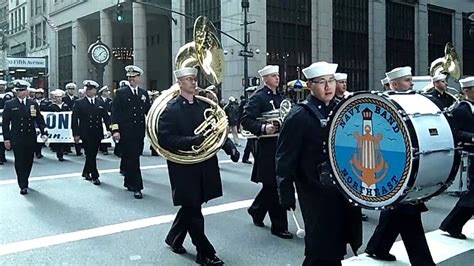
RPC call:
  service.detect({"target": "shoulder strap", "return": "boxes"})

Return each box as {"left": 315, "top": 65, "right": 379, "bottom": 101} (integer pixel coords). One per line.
{"left": 298, "top": 100, "right": 328, "bottom": 127}
{"left": 459, "top": 101, "right": 474, "bottom": 115}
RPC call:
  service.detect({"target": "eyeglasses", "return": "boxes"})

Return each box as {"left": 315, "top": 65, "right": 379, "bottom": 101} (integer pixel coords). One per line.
{"left": 311, "top": 78, "right": 336, "bottom": 86}
{"left": 183, "top": 77, "right": 198, "bottom": 82}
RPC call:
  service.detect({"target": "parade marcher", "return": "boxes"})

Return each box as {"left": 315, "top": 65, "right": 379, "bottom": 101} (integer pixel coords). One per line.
{"left": 112, "top": 80, "right": 130, "bottom": 159}
{"left": 430, "top": 73, "right": 454, "bottom": 109}
{"left": 365, "top": 66, "right": 435, "bottom": 266}
{"left": 334, "top": 72, "right": 348, "bottom": 101}
{"left": 159, "top": 67, "right": 228, "bottom": 266}
{"left": 27, "top": 87, "right": 36, "bottom": 100}
{"left": 72, "top": 80, "right": 111, "bottom": 186}
{"left": 48, "top": 89, "right": 71, "bottom": 161}
{"left": 63, "top": 82, "right": 83, "bottom": 156}
{"left": 98, "top": 86, "right": 112, "bottom": 155}
{"left": 34, "top": 88, "right": 48, "bottom": 159}
{"left": 111, "top": 65, "right": 151, "bottom": 199}
{"left": 0, "top": 80, "right": 13, "bottom": 165}
{"left": 224, "top": 96, "right": 240, "bottom": 146}
{"left": 276, "top": 61, "right": 362, "bottom": 266}
{"left": 439, "top": 76, "right": 474, "bottom": 239}
{"left": 241, "top": 86, "right": 256, "bottom": 164}
{"left": 241, "top": 65, "right": 292, "bottom": 239}
{"left": 381, "top": 77, "right": 390, "bottom": 91}
{"left": 2, "top": 80, "right": 48, "bottom": 195}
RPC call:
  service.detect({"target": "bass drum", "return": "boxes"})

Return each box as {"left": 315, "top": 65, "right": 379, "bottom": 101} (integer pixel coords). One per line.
{"left": 327, "top": 91, "right": 461, "bottom": 209}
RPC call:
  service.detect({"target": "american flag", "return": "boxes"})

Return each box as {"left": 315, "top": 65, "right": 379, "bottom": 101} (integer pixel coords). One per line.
{"left": 42, "top": 15, "right": 59, "bottom": 32}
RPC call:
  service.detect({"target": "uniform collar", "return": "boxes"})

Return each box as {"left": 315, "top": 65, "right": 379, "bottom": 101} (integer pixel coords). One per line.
{"left": 177, "top": 95, "right": 196, "bottom": 105}
{"left": 307, "top": 94, "right": 335, "bottom": 110}
{"left": 263, "top": 86, "right": 279, "bottom": 95}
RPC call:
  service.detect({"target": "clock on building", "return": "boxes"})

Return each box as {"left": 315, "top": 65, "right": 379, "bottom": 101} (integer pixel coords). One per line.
{"left": 87, "top": 38, "right": 111, "bottom": 66}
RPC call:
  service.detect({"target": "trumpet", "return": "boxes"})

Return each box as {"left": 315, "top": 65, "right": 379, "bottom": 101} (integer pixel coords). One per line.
{"left": 242, "top": 99, "right": 292, "bottom": 139}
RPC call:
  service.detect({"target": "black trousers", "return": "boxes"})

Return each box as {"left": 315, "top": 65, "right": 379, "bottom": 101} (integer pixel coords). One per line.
{"left": 12, "top": 142, "right": 35, "bottom": 189}
{"left": 366, "top": 209, "right": 434, "bottom": 266}
{"left": 82, "top": 138, "right": 101, "bottom": 179}
{"left": 0, "top": 142, "right": 5, "bottom": 161}
{"left": 440, "top": 201, "right": 474, "bottom": 234}
{"left": 249, "top": 184, "right": 288, "bottom": 232}
{"left": 165, "top": 206, "right": 216, "bottom": 257}
{"left": 121, "top": 139, "right": 143, "bottom": 191}
{"left": 303, "top": 256, "right": 341, "bottom": 266}
{"left": 35, "top": 142, "right": 43, "bottom": 156}
{"left": 99, "top": 143, "right": 110, "bottom": 153}
{"left": 50, "top": 143, "right": 66, "bottom": 159}
{"left": 242, "top": 139, "right": 255, "bottom": 161}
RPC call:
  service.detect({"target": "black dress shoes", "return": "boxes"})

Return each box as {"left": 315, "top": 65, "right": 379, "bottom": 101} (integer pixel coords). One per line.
{"left": 92, "top": 179, "right": 101, "bottom": 186}
{"left": 242, "top": 160, "right": 252, "bottom": 164}
{"left": 134, "top": 191, "right": 143, "bottom": 199}
{"left": 365, "top": 249, "right": 396, "bottom": 261}
{"left": 1, "top": 158, "right": 7, "bottom": 163}
{"left": 36, "top": 154, "right": 43, "bottom": 159}
{"left": 195, "top": 253, "right": 224, "bottom": 265}
{"left": 20, "top": 188, "right": 28, "bottom": 195}
{"left": 247, "top": 209, "right": 264, "bottom": 227}
{"left": 82, "top": 173, "right": 92, "bottom": 181}
{"left": 446, "top": 231, "right": 467, "bottom": 240}
{"left": 58, "top": 157, "right": 65, "bottom": 162}
{"left": 271, "top": 229, "right": 293, "bottom": 239}
{"left": 165, "top": 239, "right": 186, "bottom": 254}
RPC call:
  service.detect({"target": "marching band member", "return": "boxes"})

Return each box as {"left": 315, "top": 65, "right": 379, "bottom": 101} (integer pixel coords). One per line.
{"left": 241, "top": 65, "right": 292, "bottom": 239}
{"left": 111, "top": 65, "right": 151, "bottom": 199}
{"left": 72, "top": 80, "right": 111, "bottom": 186}
{"left": 439, "top": 76, "right": 474, "bottom": 239}
{"left": 0, "top": 80, "right": 13, "bottom": 165}
{"left": 381, "top": 77, "right": 390, "bottom": 91}
{"left": 334, "top": 72, "right": 348, "bottom": 101}
{"left": 276, "top": 62, "right": 362, "bottom": 266}
{"left": 365, "top": 66, "right": 435, "bottom": 266}
{"left": 159, "top": 67, "right": 225, "bottom": 265}
{"left": 63, "top": 82, "right": 83, "bottom": 156}
{"left": 48, "top": 89, "right": 71, "bottom": 161}
{"left": 430, "top": 73, "right": 454, "bottom": 109}
{"left": 240, "top": 86, "right": 257, "bottom": 164}
{"left": 2, "top": 80, "right": 48, "bottom": 195}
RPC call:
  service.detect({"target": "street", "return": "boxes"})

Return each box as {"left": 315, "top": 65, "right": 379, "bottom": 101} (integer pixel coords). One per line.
{"left": 0, "top": 139, "right": 473, "bottom": 265}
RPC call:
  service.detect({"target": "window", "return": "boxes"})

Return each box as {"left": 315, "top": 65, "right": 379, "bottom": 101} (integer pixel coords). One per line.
{"left": 267, "top": 0, "right": 312, "bottom": 86}
{"left": 42, "top": 21, "right": 46, "bottom": 46}
{"left": 463, "top": 13, "right": 474, "bottom": 75}
{"left": 428, "top": 6, "right": 453, "bottom": 65}
{"left": 333, "top": 0, "right": 368, "bottom": 91}
{"left": 386, "top": 1, "right": 415, "bottom": 72}
{"left": 35, "top": 23, "right": 41, "bottom": 47}
{"left": 184, "top": 0, "right": 221, "bottom": 42}
{"left": 58, "top": 27, "right": 73, "bottom": 89}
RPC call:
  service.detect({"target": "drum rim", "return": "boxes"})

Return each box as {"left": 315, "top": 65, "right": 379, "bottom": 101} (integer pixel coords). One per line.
{"left": 328, "top": 91, "right": 416, "bottom": 209}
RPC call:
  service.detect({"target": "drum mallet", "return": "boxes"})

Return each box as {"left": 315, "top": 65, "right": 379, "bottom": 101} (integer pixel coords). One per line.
{"left": 290, "top": 208, "right": 306, "bottom": 238}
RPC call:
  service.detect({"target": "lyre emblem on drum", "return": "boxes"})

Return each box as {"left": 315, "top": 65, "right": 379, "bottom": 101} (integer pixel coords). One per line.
{"left": 350, "top": 108, "right": 389, "bottom": 186}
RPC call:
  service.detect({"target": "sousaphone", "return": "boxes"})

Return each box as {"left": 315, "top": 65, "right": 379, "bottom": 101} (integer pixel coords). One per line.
{"left": 146, "top": 16, "right": 228, "bottom": 164}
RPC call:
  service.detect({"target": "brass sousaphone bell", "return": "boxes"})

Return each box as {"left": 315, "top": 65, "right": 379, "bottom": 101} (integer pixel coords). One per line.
{"left": 146, "top": 16, "right": 228, "bottom": 164}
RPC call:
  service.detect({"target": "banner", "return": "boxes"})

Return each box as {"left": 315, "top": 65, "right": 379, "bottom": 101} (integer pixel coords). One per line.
{"left": 0, "top": 110, "right": 112, "bottom": 144}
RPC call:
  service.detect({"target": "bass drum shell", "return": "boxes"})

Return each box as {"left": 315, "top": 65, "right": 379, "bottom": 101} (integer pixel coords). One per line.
{"left": 327, "top": 91, "right": 460, "bottom": 209}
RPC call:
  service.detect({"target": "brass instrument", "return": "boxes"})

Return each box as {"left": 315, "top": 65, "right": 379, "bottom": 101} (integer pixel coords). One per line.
{"left": 242, "top": 98, "right": 293, "bottom": 139}
{"left": 146, "top": 16, "right": 228, "bottom": 164}
{"left": 423, "top": 42, "right": 461, "bottom": 110}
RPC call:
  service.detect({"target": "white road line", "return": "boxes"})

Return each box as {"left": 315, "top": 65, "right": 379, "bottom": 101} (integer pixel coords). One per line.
{"left": 343, "top": 219, "right": 474, "bottom": 265}
{"left": 0, "top": 159, "right": 234, "bottom": 185}
{"left": 0, "top": 199, "right": 254, "bottom": 256}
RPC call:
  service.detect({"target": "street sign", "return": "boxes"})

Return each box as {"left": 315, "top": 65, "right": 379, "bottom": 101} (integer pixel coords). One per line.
{"left": 239, "top": 50, "right": 254, "bottom": 57}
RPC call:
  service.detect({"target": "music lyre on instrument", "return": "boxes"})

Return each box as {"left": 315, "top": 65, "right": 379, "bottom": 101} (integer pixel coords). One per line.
{"left": 290, "top": 208, "right": 306, "bottom": 239}
{"left": 146, "top": 16, "right": 228, "bottom": 164}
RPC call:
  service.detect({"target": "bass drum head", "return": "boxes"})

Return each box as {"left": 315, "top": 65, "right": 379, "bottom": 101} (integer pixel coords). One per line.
{"left": 328, "top": 92, "right": 414, "bottom": 209}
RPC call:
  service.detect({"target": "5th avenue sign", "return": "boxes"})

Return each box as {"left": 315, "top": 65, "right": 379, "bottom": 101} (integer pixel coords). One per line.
{"left": 7, "top": 57, "right": 46, "bottom": 68}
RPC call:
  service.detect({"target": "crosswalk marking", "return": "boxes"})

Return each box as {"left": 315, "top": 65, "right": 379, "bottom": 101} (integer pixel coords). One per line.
{"left": 0, "top": 159, "right": 233, "bottom": 185}
{"left": 0, "top": 199, "right": 254, "bottom": 256}
{"left": 343, "top": 219, "right": 474, "bottom": 265}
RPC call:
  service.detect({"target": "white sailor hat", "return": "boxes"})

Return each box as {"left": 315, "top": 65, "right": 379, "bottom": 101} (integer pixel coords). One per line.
{"left": 119, "top": 80, "right": 130, "bottom": 87}
{"left": 13, "top": 80, "right": 31, "bottom": 90}
{"left": 27, "top": 87, "right": 37, "bottom": 93}
{"left": 245, "top": 86, "right": 257, "bottom": 92}
{"left": 174, "top": 67, "right": 198, "bottom": 79}
{"left": 302, "top": 61, "right": 338, "bottom": 80}
{"left": 98, "top": 85, "right": 109, "bottom": 94}
{"left": 459, "top": 77, "right": 474, "bottom": 89}
{"left": 0, "top": 80, "right": 6, "bottom": 85}
{"left": 385, "top": 66, "right": 412, "bottom": 81}
{"left": 228, "top": 96, "right": 236, "bottom": 102}
{"left": 432, "top": 74, "right": 447, "bottom": 83}
{"left": 36, "top": 88, "right": 44, "bottom": 94}
{"left": 83, "top": 80, "right": 99, "bottom": 89}
{"left": 334, "top": 73, "right": 348, "bottom": 81}
{"left": 78, "top": 88, "right": 85, "bottom": 94}
{"left": 125, "top": 65, "right": 144, "bottom": 77}
{"left": 381, "top": 77, "right": 390, "bottom": 85}
{"left": 65, "top": 82, "right": 77, "bottom": 89}
{"left": 258, "top": 65, "right": 279, "bottom": 77}
{"left": 51, "top": 89, "right": 65, "bottom": 97}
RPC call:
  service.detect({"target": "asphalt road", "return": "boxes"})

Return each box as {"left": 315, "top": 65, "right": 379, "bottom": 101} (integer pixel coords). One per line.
{"left": 0, "top": 141, "right": 472, "bottom": 265}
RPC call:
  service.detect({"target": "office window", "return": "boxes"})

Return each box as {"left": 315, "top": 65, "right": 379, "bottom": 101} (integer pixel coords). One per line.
{"left": 333, "top": 0, "right": 368, "bottom": 91}
{"left": 35, "top": 23, "right": 41, "bottom": 48}
{"left": 42, "top": 21, "right": 46, "bottom": 46}
{"left": 58, "top": 27, "right": 73, "bottom": 89}
{"left": 428, "top": 6, "right": 452, "bottom": 64}
{"left": 463, "top": 13, "right": 474, "bottom": 75}
{"left": 185, "top": 0, "right": 220, "bottom": 42}
{"left": 386, "top": 1, "right": 415, "bottom": 72}
{"left": 266, "top": 0, "right": 311, "bottom": 85}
